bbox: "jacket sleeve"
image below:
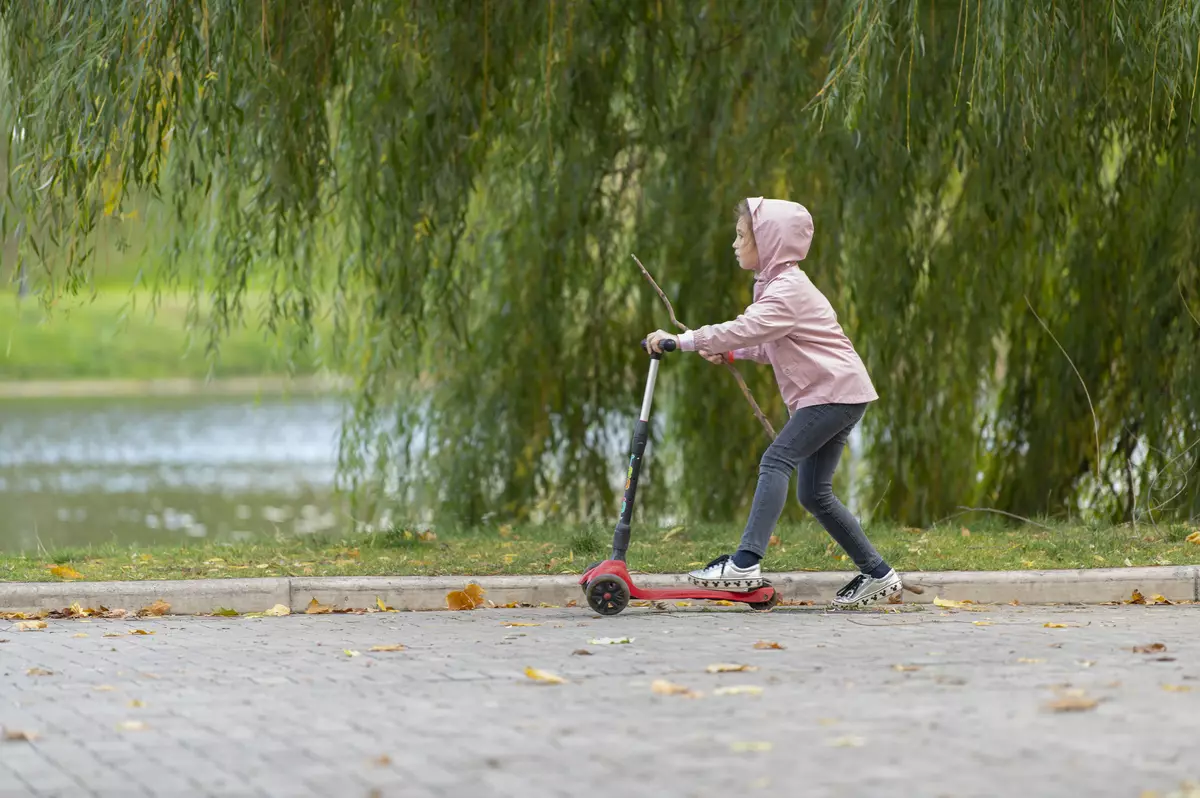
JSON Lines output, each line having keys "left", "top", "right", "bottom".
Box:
{"left": 691, "top": 292, "right": 794, "bottom": 355}
{"left": 731, "top": 345, "right": 768, "bottom": 363}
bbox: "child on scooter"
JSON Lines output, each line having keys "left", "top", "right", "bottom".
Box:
{"left": 645, "top": 197, "right": 899, "bottom": 608}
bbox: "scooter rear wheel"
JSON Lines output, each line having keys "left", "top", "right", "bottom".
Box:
{"left": 749, "top": 585, "right": 780, "bottom": 611}
{"left": 586, "top": 575, "right": 630, "bottom": 616}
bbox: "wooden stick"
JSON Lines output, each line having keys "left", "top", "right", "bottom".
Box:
{"left": 631, "top": 254, "right": 777, "bottom": 441}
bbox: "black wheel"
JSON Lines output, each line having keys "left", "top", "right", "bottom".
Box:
{"left": 749, "top": 585, "right": 780, "bottom": 611}
{"left": 586, "top": 575, "right": 630, "bottom": 616}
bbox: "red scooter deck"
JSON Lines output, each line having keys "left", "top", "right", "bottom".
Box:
{"left": 580, "top": 559, "right": 776, "bottom": 606}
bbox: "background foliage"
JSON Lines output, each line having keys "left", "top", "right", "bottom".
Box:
{"left": 3, "top": 0, "right": 1199, "bottom": 527}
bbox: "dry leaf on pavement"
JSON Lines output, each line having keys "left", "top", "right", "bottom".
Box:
{"left": 375, "top": 597, "right": 397, "bottom": 613}
{"left": 753, "top": 641, "right": 785, "bottom": 650}
{"left": 137, "top": 600, "right": 170, "bottom": 617}
{"left": 1045, "top": 693, "right": 1099, "bottom": 712}
{"left": 116, "top": 721, "right": 148, "bottom": 731}
{"left": 72, "top": 633, "right": 88, "bottom": 638}
{"left": 1126, "top": 589, "right": 1147, "bottom": 605}
{"left": 26, "top": 668, "right": 53, "bottom": 676}
{"left": 1017, "top": 658, "right": 1046, "bottom": 664}
{"left": 731, "top": 741, "right": 772, "bottom": 752}
{"left": 707, "top": 663, "right": 758, "bottom": 673}
{"left": 305, "top": 598, "right": 334, "bottom": 614}
{"left": 128, "top": 700, "right": 145, "bottom": 708}
{"left": 588, "top": 637, "right": 634, "bottom": 645}
{"left": 3, "top": 729, "right": 38, "bottom": 742}
{"left": 709, "top": 600, "right": 736, "bottom": 606}
{"left": 344, "top": 649, "right": 361, "bottom": 657}
{"left": 1149, "top": 595, "right": 1174, "bottom": 605}
{"left": 652, "top": 680, "right": 702, "bottom": 698}
{"left": 891, "top": 664, "right": 922, "bottom": 672}
{"left": 446, "top": 583, "right": 486, "bottom": 610}
{"left": 369, "top": 644, "right": 406, "bottom": 652}
{"left": 713, "top": 685, "right": 764, "bottom": 697}
{"left": 16, "top": 621, "right": 47, "bottom": 631}
{"left": 571, "top": 649, "right": 592, "bottom": 656}
{"left": 504, "top": 622, "right": 540, "bottom": 627}
{"left": 130, "top": 629, "right": 154, "bottom": 636}
{"left": 973, "top": 621, "right": 993, "bottom": 626}
{"left": 524, "top": 667, "right": 565, "bottom": 684}
{"left": 1161, "top": 684, "right": 1193, "bottom": 693}
{"left": 829, "top": 736, "right": 866, "bottom": 747}
{"left": 1132, "top": 643, "right": 1167, "bottom": 654}
{"left": 264, "top": 604, "right": 291, "bottom": 617}
{"left": 212, "top": 608, "right": 239, "bottom": 617}
{"left": 1043, "top": 623, "right": 1068, "bottom": 628}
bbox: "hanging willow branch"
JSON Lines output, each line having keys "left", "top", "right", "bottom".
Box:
{"left": 631, "top": 254, "right": 777, "bottom": 441}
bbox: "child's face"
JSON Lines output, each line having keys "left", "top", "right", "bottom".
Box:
{"left": 733, "top": 215, "right": 759, "bottom": 271}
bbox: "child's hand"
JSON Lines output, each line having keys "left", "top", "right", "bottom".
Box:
{"left": 645, "top": 330, "right": 679, "bottom": 353}
{"left": 699, "top": 350, "right": 726, "bottom": 365}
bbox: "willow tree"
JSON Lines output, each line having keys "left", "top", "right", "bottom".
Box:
{"left": 2, "top": 1, "right": 1198, "bottom": 527}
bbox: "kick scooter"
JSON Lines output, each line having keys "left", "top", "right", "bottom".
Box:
{"left": 580, "top": 339, "right": 780, "bottom": 615}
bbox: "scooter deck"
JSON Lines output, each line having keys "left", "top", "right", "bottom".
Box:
{"left": 580, "top": 559, "right": 776, "bottom": 605}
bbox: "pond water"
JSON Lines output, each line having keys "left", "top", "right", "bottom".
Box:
{"left": 0, "top": 395, "right": 345, "bottom": 553}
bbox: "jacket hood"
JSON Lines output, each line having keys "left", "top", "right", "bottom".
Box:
{"left": 747, "top": 197, "right": 814, "bottom": 282}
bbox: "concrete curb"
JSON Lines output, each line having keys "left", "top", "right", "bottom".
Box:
{"left": 2, "top": 566, "right": 1196, "bottom": 615}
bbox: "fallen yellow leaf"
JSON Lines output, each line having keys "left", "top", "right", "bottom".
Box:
{"left": 3, "top": 729, "right": 38, "bottom": 742}
{"left": 589, "top": 637, "right": 634, "bottom": 645}
{"left": 524, "top": 667, "right": 565, "bottom": 684}
{"left": 652, "top": 679, "right": 702, "bottom": 698}
{"left": 446, "top": 583, "right": 486, "bottom": 611}
{"left": 103, "top": 632, "right": 123, "bottom": 638}
{"left": 753, "top": 641, "right": 785, "bottom": 650}
{"left": 128, "top": 700, "right": 145, "bottom": 708}
{"left": 130, "top": 629, "right": 154, "bottom": 636}
{"left": 115, "top": 721, "right": 148, "bottom": 731}
{"left": 72, "top": 633, "right": 88, "bottom": 638}
{"left": 972, "top": 621, "right": 993, "bottom": 626}
{"left": 1185, "top": 531, "right": 1200, "bottom": 544}
{"left": 137, "top": 600, "right": 170, "bottom": 617}
{"left": 1149, "top": 594, "right": 1173, "bottom": 605}
{"left": 706, "top": 663, "right": 759, "bottom": 673}
{"left": 504, "top": 622, "right": 541, "bottom": 627}
{"left": 675, "top": 601, "right": 693, "bottom": 607}
{"left": 375, "top": 597, "right": 396, "bottom": 613}
{"left": 49, "top": 565, "right": 83, "bottom": 580}
{"left": 1126, "top": 589, "right": 1147, "bottom": 605}
{"left": 1018, "top": 658, "right": 1046, "bottom": 664}
{"left": 710, "top": 600, "right": 736, "bottom": 606}
{"left": 369, "top": 644, "right": 406, "bottom": 652}
{"left": 16, "top": 621, "right": 47, "bottom": 632}
{"left": 1045, "top": 694, "right": 1098, "bottom": 712}
{"left": 731, "top": 741, "right": 772, "bottom": 752}
{"left": 713, "top": 685, "right": 764, "bottom": 697}
{"left": 263, "top": 604, "right": 291, "bottom": 617}
{"left": 933, "top": 596, "right": 973, "bottom": 609}
{"left": 344, "top": 649, "right": 361, "bottom": 657}
{"left": 305, "top": 597, "right": 334, "bottom": 615}
{"left": 1132, "top": 642, "right": 1167, "bottom": 654}
{"left": 26, "top": 668, "right": 53, "bottom": 676}
{"left": 1161, "top": 684, "right": 1193, "bottom": 693}
{"left": 829, "top": 736, "right": 866, "bottom": 747}
{"left": 212, "top": 608, "right": 239, "bottom": 617}
{"left": 93, "top": 685, "right": 117, "bottom": 692}
{"left": 891, "top": 664, "right": 922, "bottom": 672}
{"left": 1044, "top": 623, "right": 1068, "bottom": 628}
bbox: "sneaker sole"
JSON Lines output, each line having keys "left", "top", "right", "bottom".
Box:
{"left": 688, "top": 575, "right": 765, "bottom": 591}
{"left": 829, "top": 580, "right": 902, "bottom": 609}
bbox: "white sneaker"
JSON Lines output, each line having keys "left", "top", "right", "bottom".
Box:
{"left": 688, "top": 554, "right": 764, "bottom": 590}
{"left": 830, "top": 570, "right": 902, "bottom": 608}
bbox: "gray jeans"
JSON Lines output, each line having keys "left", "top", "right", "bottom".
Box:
{"left": 739, "top": 402, "right": 884, "bottom": 573}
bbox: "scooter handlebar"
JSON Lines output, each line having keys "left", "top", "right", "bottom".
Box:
{"left": 640, "top": 338, "right": 677, "bottom": 354}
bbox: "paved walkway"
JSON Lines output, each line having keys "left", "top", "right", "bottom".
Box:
{"left": 2, "top": 603, "right": 1198, "bottom": 798}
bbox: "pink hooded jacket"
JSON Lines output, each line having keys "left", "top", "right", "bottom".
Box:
{"left": 679, "top": 197, "right": 878, "bottom": 413}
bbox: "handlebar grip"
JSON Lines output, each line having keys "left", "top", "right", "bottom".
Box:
{"left": 640, "top": 338, "right": 678, "bottom": 353}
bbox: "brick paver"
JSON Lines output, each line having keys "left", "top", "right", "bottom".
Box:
{"left": 3, "top": 603, "right": 1199, "bottom": 797}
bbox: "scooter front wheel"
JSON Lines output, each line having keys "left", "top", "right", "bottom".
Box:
{"left": 586, "top": 574, "right": 630, "bottom": 616}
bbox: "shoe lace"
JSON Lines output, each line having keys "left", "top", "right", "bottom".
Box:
{"left": 836, "top": 574, "right": 868, "bottom": 598}
{"left": 703, "top": 554, "right": 732, "bottom": 570}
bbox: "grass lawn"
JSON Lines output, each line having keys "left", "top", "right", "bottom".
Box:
{"left": 0, "top": 289, "right": 334, "bottom": 381}
{"left": 2, "top": 519, "right": 1197, "bottom": 583}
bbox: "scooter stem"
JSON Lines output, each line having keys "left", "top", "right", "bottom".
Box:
{"left": 611, "top": 339, "right": 674, "bottom": 560}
